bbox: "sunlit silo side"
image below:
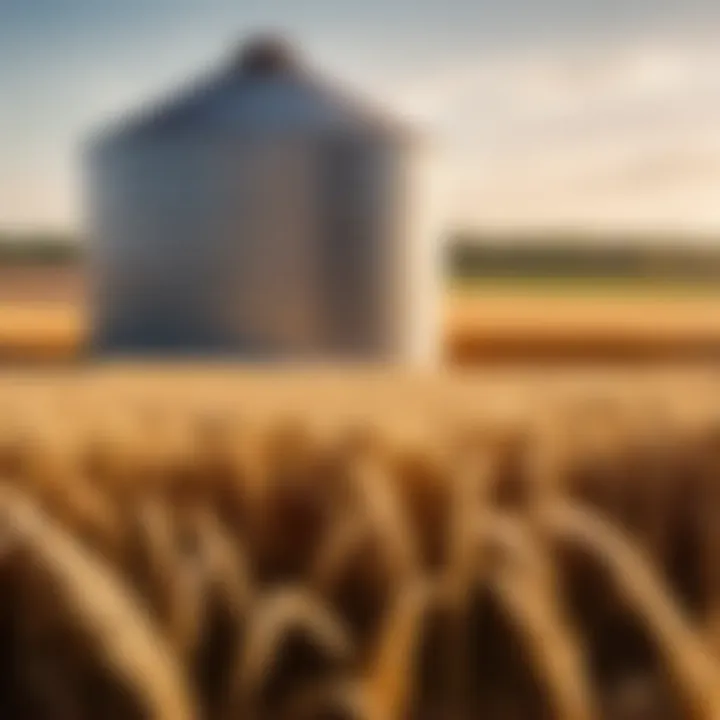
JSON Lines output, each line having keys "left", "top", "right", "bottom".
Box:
{"left": 85, "top": 36, "right": 443, "bottom": 363}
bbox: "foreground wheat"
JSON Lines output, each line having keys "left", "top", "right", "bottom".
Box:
{"left": 1, "top": 385, "right": 720, "bottom": 719}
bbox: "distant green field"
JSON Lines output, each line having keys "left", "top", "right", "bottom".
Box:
{"left": 451, "top": 274, "right": 720, "bottom": 298}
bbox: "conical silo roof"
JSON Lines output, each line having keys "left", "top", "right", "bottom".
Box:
{"left": 93, "top": 34, "right": 414, "bottom": 151}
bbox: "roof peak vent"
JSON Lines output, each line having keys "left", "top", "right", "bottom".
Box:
{"left": 234, "top": 34, "right": 301, "bottom": 78}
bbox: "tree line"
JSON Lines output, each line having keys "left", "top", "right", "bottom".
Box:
{"left": 449, "top": 232, "right": 720, "bottom": 282}
{"left": 4, "top": 230, "right": 720, "bottom": 283}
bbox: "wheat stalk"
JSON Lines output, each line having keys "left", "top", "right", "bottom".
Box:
{"left": 542, "top": 499, "right": 720, "bottom": 720}
{"left": 227, "top": 587, "right": 352, "bottom": 719}
{"left": 359, "top": 579, "right": 433, "bottom": 720}
{"left": 479, "top": 513, "right": 596, "bottom": 720}
{"left": 0, "top": 487, "right": 196, "bottom": 720}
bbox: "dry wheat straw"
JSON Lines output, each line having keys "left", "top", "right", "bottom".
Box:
{"left": 543, "top": 499, "right": 720, "bottom": 720}
{"left": 0, "top": 487, "right": 196, "bottom": 720}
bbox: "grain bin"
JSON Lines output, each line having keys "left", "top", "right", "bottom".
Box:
{"left": 85, "top": 36, "right": 443, "bottom": 364}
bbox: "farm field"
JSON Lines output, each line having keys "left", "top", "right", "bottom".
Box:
{"left": 4, "top": 263, "right": 720, "bottom": 717}
{"left": 4, "top": 264, "right": 720, "bottom": 363}
{"left": 2, "top": 367, "right": 720, "bottom": 718}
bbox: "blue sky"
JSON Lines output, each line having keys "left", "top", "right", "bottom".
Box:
{"left": 2, "top": 0, "right": 720, "bottom": 234}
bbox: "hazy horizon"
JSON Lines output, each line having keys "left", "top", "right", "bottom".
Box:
{"left": 2, "top": 0, "right": 720, "bottom": 236}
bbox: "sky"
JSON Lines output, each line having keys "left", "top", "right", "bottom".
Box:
{"left": 2, "top": 0, "right": 720, "bottom": 236}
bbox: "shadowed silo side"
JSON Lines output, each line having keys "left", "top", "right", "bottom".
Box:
{"left": 85, "top": 36, "right": 443, "bottom": 363}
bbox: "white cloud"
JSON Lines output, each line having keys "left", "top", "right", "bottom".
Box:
{"left": 373, "top": 33, "right": 720, "bottom": 232}
{"left": 5, "top": 26, "right": 720, "bottom": 234}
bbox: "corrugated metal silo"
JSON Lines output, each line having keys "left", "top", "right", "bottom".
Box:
{"left": 85, "top": 36, "right": 443, "bottom": 363}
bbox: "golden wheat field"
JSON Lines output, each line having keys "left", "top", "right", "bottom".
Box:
{"left": 7, "top": 297, "right": 720, "bottom": 364}
{"left": 3, "top": 368, "right": 720, "bottom": 719}
{"left": 5, "top": 264, "right": 720, "bottom": 363}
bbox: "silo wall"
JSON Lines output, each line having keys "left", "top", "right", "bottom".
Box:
{"left": 312, "top": 134, "right": 443, "bottom": 366}
{"left": 87, "top": 135, "right": 320, "bottom": 357}
{"left": 88, "top": 131, "right": 442, "bottom": 364}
